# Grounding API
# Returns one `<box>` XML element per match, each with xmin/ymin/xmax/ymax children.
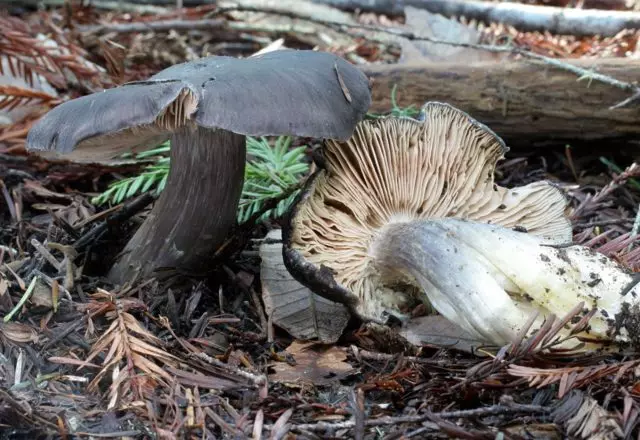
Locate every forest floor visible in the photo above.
<box><xmin>2</xmin><ymin>0</ymin><xmax>640</xmax><ymax>438</ymax></box>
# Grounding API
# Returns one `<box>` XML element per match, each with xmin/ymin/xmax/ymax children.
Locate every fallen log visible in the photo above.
<box><xmin>311</xmin><ymin>0</ymin><xmax>628</xmax><ymax>16</ymax></box>
<box><xmin>311</xmin><ymin>0</ymin><xmax>640</xmax><ymax>37</ymax></box>
<box><xmin>361</xmin><ymin>57</ymin><xmax>640</xmax><ymax>147</ymax></box>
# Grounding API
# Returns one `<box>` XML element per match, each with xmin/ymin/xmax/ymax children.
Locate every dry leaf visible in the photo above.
<box><xmin>29</xmin><ymin>277</ymin><xmax>53</xmax><ymax>310</ymax></box>
<box><xmin>0</xmin><ymin>322</ymin><xmax>39</xmax><ymax>343</ymax></box>
<box><xmin>260</xmin><ymin>230</ymin><xmax>350</xmax><ymax>343</ymax></box>
<box><xmin>565</xmin><ymin>396</ymin><xmax>624</xmax><ymax>439</ymax></box>
<box><xmin>397</xmin><ymin>7</ymin><xmax>503</xmax><ymax>64</ymax></box>
<box><xmin>269</xmin><ymin>340</ymin><xmax>355</xmax><ymax>386</ymax></box>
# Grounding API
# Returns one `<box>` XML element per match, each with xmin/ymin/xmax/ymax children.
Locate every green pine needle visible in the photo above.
<box><xmin>91</xmin><ymin>136</ymin><xmax>309</xmax><ymax>223</ymax></box>
<box><xmin>366</xmin><ymin>84</ymin><xmax>420</xmax><ymax>120</ymax></box>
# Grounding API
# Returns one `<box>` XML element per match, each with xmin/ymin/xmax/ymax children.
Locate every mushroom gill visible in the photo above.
<box><xmin>60</xmin><ymin>87</ymin><xmax>199</xmax><ymax>163</ymax></box>
<box><xmin>155</xmin><ymin>88</ymin><xmax>198</xmax><ymax>131</ymax></box>
<box><xmin>287</xmin><ymin>102</ymin><xmax>572</xmax><ymax>322</ymax></box>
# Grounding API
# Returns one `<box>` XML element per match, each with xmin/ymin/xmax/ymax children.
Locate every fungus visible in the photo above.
<box><xmin>283</xmin><ymin>102</ymin><xmax>575</xmax><ymax>340</ymax></box>
<box><xmin>26</xmin><ymin>50</ymin><xmax>371</xmax><ymax>285</ymax></box>
<box><xmin>370</xmin><ymin>217</ymin><xmax>640</xmax><ymax>347</ymax></box>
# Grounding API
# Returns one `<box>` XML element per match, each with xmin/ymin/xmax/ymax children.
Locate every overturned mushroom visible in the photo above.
<box><xmin>283</xmin><ymin>102</ymin><xmax>572</xmax><ymax>326</ymax></box>
<box><xmin>371</xmin><ymin>217</ymin><xmax>640</xmax><ymax>348</ymax></box>
<box><xmin>26</xmin><ymin>50</ymin><xmax>371</xmax><ymax>285</ymax></box>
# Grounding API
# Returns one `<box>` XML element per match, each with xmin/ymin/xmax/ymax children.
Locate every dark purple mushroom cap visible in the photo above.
<box><xmin>26</xmin><ymin>50</ymin><xmax>372</xmax><ymax>162</ymax></box>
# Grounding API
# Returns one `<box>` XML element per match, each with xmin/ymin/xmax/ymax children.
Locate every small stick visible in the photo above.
<box><xmin>0</xmin><ymin>245</ymin><xmax>18</xmax><ymax>258</ymax></box>
<box><xmin>0</xmin><ymin>179</ymin><xmax>17</xmax><ymax>222</ymax></box>
<box><xmin>249</xmin><ymin>286</ymin><xmax>268</xmax><ymax>339</ymax></box>
<box><xmin>33</xmin><ymin>270</ymin><xmax>72</xmax><ymax>301</ymax></box>
<box><xmin>353</xmin><ymin>346</ymin><xmax>462</xmax><ymax>368</ymax></box>
<box><xmin>282</xmin><ymin>403</ymin><xmax>549</xmax><ymax>433</ymax></box>
<box><xmin>40</xmin><ymin>315</ymin><xmax>88</xmax><ymax>352</ymax></box>
<box><xmin>30</xmin><ymin>239</ymin><xmax>63</xmax><ymax>272</ymax></box>
<box><xmin>2</xmin><ymin>262</ymin><xmax>25</xmax><ymax>290</ymax></box>
<box><xmin>74</xmin><ymin>192</ymin><xmax>156</xmax><ymax>252</ymax></box>
<box><xmin>77</xmin><ymin>18</ymin><xmax>225</xmax><ymax>34</ymax></box>
<box><xmin>192</xmin><ymin>351</ymin><xmax>268</xmax><ymax>388</ymax></box>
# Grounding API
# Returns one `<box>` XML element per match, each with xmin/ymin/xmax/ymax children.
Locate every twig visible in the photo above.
<box><xmin>283</xmin><ymin>403</ymin><xmax>549</xmax><ymax>433</ymax></box>
<box><xmin>73</xmin><ymin>431</ymin><xmax>144</xmax><ymax>438</ymax></box>
<box><xmin>352</xmin><ymin>346</ymin><xmax>464</xmax><ymax>368</ymax></box>
<box><xmin>249</xmin><ymin>285</ymin><xmax>268</xmax><ymax>339</ymax></box>
<box><xmin>381</xmin><ymin>0</ymin><xmax>640</xmax><ymax>37</ymax></box>
<box><xmin>0</xmin><ymin>179</ymin><xmax>17</xmax><ymax>222</ymax></box>
<box><xmin>0</xmin><ymin>245</ymin><xmax>18</xmax><ymax>258</ymax></box>
<box><xmin>574</xmin><ymin>218</ymin><xmax>634</xmax><ymax>229</ymax></box>
<box><xmin>74</xmin><ymin>192</ymin><xmax>156</xmax><ymax>252</ymax></box>
<box><xmin>30</xmin><ymin>238</ymin><xmax>63</xmax><ymax>272</ymax></box>
<box><xmin>610</xmin><ymin>89</ymin><xmax>640</xmax><ymax>110</ymax></box>
<box><xmin>40</xmin><ymin>316</ymin><xmax>89</xmax><ymax>352</ymax></box>
<box><xmin>32</xmin><ymin>269</ymin><xmax>72</xmax><ymax>301</ymax></box>
<box><xmin>77</xmin><ymin>17</ymin><xmax>317</xmax><ymax>37</ymax></box>
<box><xmin>77</xmin><ymin>18</ymin><xmax>224</xmax><ymax>34</ymax></box>
<box><xmin>350</xmin><ymin>388</ymin><xmax>366</xmax><ymax>440</ymax></box>
<box><xmin>192</xmin><ymin>351</ymin><xmax>268</xmax><ymax>388</ymax></box>
<box><xmin>307</xmin><ymin>0</ymin><xmax>629</xmax><ymax>16</ymax></box>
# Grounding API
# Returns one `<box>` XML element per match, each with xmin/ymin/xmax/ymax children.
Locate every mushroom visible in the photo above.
<box><xmin>283</xmin><ymin>102</ymin><xmax>572</xmax><ymax>331</ymax></box>
<box><xmin>370</xmin><ymin>217</ymin><xmax>640</xmax><ymax>349</ymax></box>
<box><xmin>26</xmin><ymin>49</ymin><xmax>371</xmax><ymax>285</ymax></box>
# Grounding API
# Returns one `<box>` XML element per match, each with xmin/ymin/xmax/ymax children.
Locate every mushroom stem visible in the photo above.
<box><xmin>107</xmin><ymin>126</ymin><xmax>246</xmax><ymax>285</ymax></box>
<box><xmin>370</xmin><ymin>218</ymin><xmax>640</xmax><ymax>348</ymax></box>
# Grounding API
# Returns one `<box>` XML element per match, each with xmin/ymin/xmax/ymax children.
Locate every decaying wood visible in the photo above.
<box><xmin>362</xmin><ymin>57</ymin><xmax>640</xmax><ymax>147</ymax></box>
<box><xmin>311</xmin><ymin>1</ymin><xmax>633</xmax><ymax>33</ymax></box>
<box><xmin>0</xmin><ymin>0</ymin><xmax>169</xmax><ymax>14</ymax></box>
<box><xmin>398</xmin><ymin>0</ymin><xmax>640</xmax><ymax>37</ymax></box>
<box><xmin>77</xmin><ymin>18</ymin><xmax>225</xmax><ymax>35</ymax></box>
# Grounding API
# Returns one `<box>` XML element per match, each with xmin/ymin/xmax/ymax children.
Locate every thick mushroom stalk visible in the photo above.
<box><xmin>26</xmin><ymin>50</ymin><xmax>371</xmax><ymax>285</ymax></box>
<box><xmin>284</xmin><ymin>102</ymin><xmax>572</xmax><ymax>326</ymax></box>
<box><xmin>371</xmin><ymin>218</ymin><xmax>640</xmax><ymax>348</ymax></box>
<box><xmin>109</xmin><ymin>127</ymin><xmax>245</xmax><ymax>279</ymax></box>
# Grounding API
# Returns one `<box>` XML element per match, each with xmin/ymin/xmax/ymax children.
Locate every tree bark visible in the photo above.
<box><xmin>361</xmin><ymin>57</ymin><xmax>640</xmax><ymax>147</ymax></box>
<box><xmin>107</xmin><ymin>126</ymin><xmax>246</xmax><ymax>285</ymax></box>
<box><xmin>310</xmin><ymin>1</ymin><xmax>633</xmax><ymax>34</ymax></box>
<box><xmin>402</xmin><ymin>0</ymin><xmax>640</xmax><ymax>37</ymax></box>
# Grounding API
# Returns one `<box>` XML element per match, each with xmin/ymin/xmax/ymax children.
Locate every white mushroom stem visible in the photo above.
<box><xmin>107</xmin><ymin>126</ymin><xmax>246</xmax><ymax>284</ymax></box>
<box><xmin>370</xmin><ymin>218</ymin><xmax>640</xmax><ymax>348</ymax></box>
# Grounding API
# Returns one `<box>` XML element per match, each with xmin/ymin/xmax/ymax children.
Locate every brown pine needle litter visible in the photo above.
<box><xmin>3</xmin><ymin>1</ymin><xmax>640</xmax><ymax>438</ymax></box>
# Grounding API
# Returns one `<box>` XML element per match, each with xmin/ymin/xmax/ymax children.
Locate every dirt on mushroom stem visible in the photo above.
<box><xmin>369</xmin><ymin>218</ymin><xmax>640</xmax><ymax>348</ymax></box>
